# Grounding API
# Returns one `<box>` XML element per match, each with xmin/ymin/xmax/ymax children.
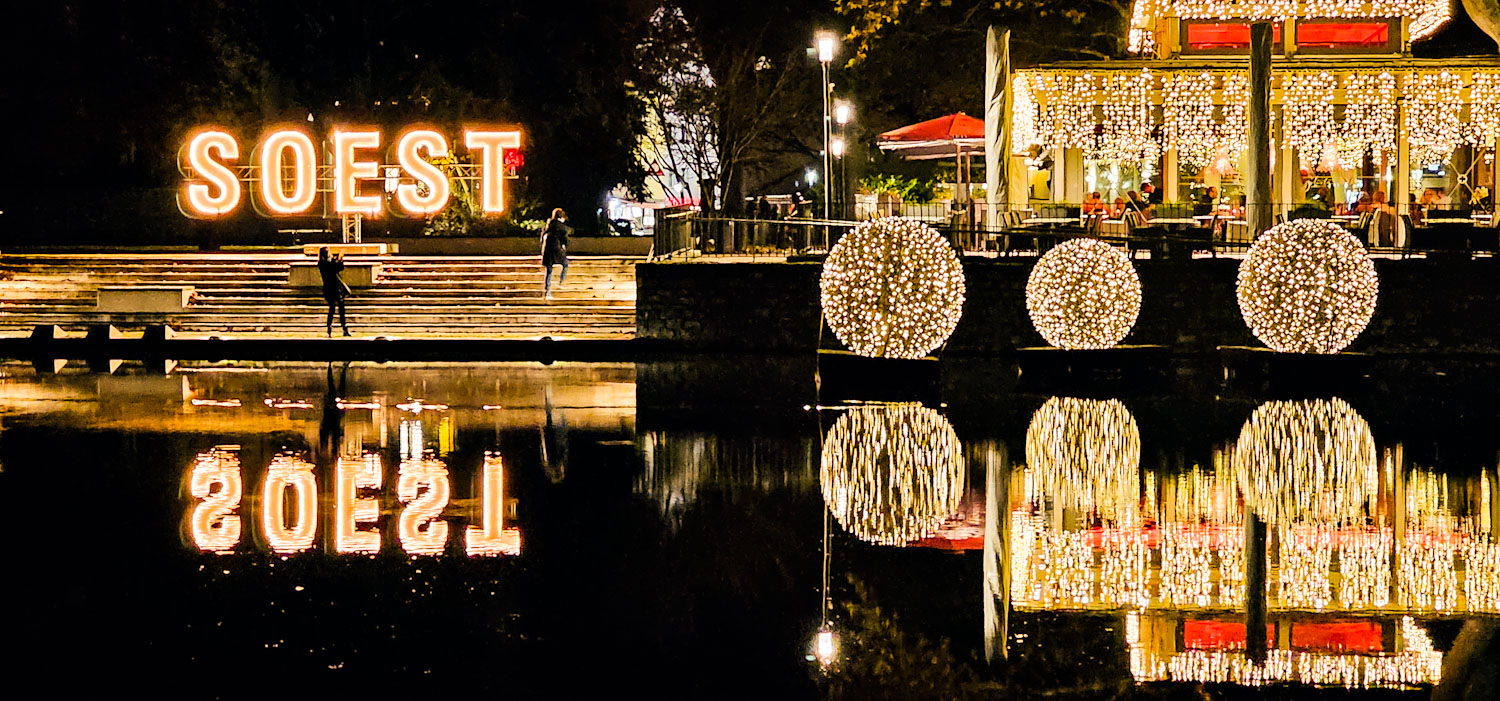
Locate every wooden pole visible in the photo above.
<box><xmin>1248</xmin><ymin>22</ymin><xmax>1274</xmax><ymax>236</ymax></box>
<box><xmin>1244</xmin><ymin>508</ymin><xmax>1268</xmax><ymax>663</ymax></box>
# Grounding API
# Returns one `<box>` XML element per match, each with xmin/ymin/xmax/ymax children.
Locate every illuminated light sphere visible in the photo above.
<box><xmin>820</xmin><ymin>404</ymin><xmax>965</xmax><ymax>546</ymax></box>
<box><xmin>1237</xmin><ymin>219</ymin><xmax>1378</xmax><ymax>354</ymax></box>
<box><xmin>1025</xmin><ymin>238</ymin><xmax>1142</xmax><ymax>349</ymax></box>
<box><xmin>820</xmin><ymin>217</ymin><xmax>966</xmax><ymax>359</ymax></box>
<box><xmin>1024</xmin><ymin>396</ymin><xmax>1141</xmax><ymax>518</ymax></box>
<box><xmin>1231</xmin><ymin>398</ymin><xmax>1378</xmax><ymax>529</ymax></box>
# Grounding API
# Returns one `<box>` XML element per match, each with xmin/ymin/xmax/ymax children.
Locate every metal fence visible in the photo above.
<box><xmin>654</xmin><ymin>203</ymin><xmax>1500</xmax><ymax>260</ymax></box>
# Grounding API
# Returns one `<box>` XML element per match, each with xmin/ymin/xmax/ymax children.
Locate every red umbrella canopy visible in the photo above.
<box><xmin>877</xmin><ymin>112</ymin><xmax>986</xmax><ymax>161</ymax></box>
<box><xmin>878</xmin><ymin>112</ymin><xmax>986</xmax><ymax>142</ymax></box>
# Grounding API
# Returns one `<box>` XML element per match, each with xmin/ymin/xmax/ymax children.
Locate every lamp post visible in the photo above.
<box><xmin>817</xmin><ymin>32</ymin><xmax>836</xmax><ymax>223</ymax></box>
<box><xmin>834</xmin><ymin>100</ymin><xmax>852</xmax><ymax>219</ymax></box>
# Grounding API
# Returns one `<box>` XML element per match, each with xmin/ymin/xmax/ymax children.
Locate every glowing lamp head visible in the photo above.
<box><xmin>816</xmin><ymin>32</ymin><xmax>837</xmax><ymax>63</ymax></box>
<box><xmin>834</xmin><ymin>100</ymin><xmax>853</xmax><ymax>125</ymax></box>
<box><xmin>820</xmin><ymin>217</ymin><xmax>966</xmax><ymax>360</ymax></box>
<box><xmin>830</xmin><ymin>137</ymin><xmax>845</xmax><ymax>158</ymax></box>
<box><xmin>814</xmin><ymin>627</ymin><xmax>837</xmax><ymax>667</ymax></box>
<box><xmin>1025</xmin><ymin>238</ymin><xmax>1141</xmax><ymax>350</ymax></box>
<box><xmin>1236</xmin><ymin>219</ymin><xmax>1378</xmax><ymax>354</ymax></box>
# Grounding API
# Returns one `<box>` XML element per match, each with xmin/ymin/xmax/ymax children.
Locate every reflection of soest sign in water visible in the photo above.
<box><xmin>180</xmin><ymin>127</ymin><xmax>522</xmax><ymax>217</ymax></box>
<box><xmin>188</xmin><ymin>447</ymin><xmax>519</xmax><ymax>557</ymax></box>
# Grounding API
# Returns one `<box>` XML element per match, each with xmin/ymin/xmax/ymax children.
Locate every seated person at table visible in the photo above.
<box><xmin>1081</xmin><ymin>191</ymin><xmax>1106</xmax><ymax>215</ymax></box>
<box><xmin>1141</xmin><ymin>182</ymin><xmax>1163</xmax><ymax>205</ymax></box>
<box><xmin>1419</xmin><ymin>187</ymin><xmax>1439</xmax><ymax>211</ymax></box>
<box><xmin>1409</xmin><ymin>193</ymin><xmax>1423</xmax><ymax>226</ymax></box>
<box><xmin>1111</xmin><ymin>196</ymin><xmax>1128</xmax><ymax>218</ymax></box>
<box><xmin>1192</xmin><ymin>186</ymin><xmax>1217</xmax><ymax>216</ymax></box>
<box><xmin>1126</xmin><ymin>190</ymin><xmax>1154</xmax><ymax>220</ymax></box>
<box><xmin>1354</xmin><ymin>192</ymin><xmax>1373</xmax><ymax>214</ymax></box>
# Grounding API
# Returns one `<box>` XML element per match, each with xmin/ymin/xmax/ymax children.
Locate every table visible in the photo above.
<box><xmin>1022</xmin><ymin>217</ymin><xmax>1077</xmax><ymax>226</ymax></box>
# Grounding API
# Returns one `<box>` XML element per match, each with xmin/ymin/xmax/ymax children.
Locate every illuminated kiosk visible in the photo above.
<box><xmin>987</xmin><ymin>396</ymin><xmax>1500</xmax><ymax>689</ymax></box>
<box><xmin>998</xmin><ymin>4</ymin><xmax>1500</xmax><ymax>236</ymax></box>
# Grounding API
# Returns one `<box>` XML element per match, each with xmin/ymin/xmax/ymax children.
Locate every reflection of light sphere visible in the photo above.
<box><xmin>820</xmin><ymin>404</ymin><xmax>965</xmax><ymax>546</ymax></box>
<box><xmin>820</xmin><ymin>217</ymin><xmax>966</xmax><ymax>359</ymax></box>
<box><xmin>1025</xmin><ymin>238</ymin><xmax>1142</xmax><ymax>350</ymax></box>
<box><xmin>1231</xmin><ymin>398</ymin><xmax>1378</xmax><ymax>528</ymax></box>
<box><xmin>1237</xmin><ymin>219</ymin><xmax>1378</xmax><ymax>354</ymax></box>
<box><xmin>1025</xmin><ymin>397</ymin><xmax>1141</xmax><ymax>518</ymax></box>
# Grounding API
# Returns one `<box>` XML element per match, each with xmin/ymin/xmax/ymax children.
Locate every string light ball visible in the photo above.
<box><xmin>820</xmin><ymin>404</ymin><xmax>965</xmax><ymax>547</ymax></box>
<box><xmin>1237</xmin><ymin>219</ymin><xmax>1378</xmax><ymax>354</ymax></box>
<box><xmin>820</xmin><ymin>217</ymin><xmax>966</xmax><ymax>360</ymax></box>
<box><xmin>1026</xmin><ymin>238</ymin><xmax>1142</xmax><ymax>350</ymax></box>
<box><xmin>1231</xmin><ymin>398</ymin><xmax>1378</xmax><ymax>529</ymax></box>
<box><xmin>1025</xmin><ymin>397</ymin><xmax>1141</xmax><ymax>519</ymax></box>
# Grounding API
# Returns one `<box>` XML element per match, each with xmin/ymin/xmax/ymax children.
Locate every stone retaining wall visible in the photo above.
<box><xmin>637</xmin><ymin>257</ymin><xmax>1500</xmax><ymax>355</ymax></box>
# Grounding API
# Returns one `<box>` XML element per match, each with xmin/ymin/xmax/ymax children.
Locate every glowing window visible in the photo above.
<box><xmin>1183</xmin><ymin>22</ymin><xmax>1281</xmax><ymax>51</ymax></box>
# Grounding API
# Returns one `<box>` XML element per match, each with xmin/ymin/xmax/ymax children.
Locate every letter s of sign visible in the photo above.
<box><xmin>397</xmin><ymin>459</ymin><xmax>451</xmax><ymax>555</ymax></box>
<box><xmin>189</xmin><ymin>449</ymin><xmax>243</xmax><ymax>553</ymax></box>
<box><xmin>183</xmin><ymin>131</ymin><xmax>242</xmax><ymax>216</ymax></box>
<box><xmin>395</xmin><ymin>130</ymin><xmax>451</xmax><ymax>215</ymax></box>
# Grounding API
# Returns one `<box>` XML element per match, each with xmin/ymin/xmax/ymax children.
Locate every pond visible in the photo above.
<box><xmin>0</xmin><ymin>358</ymin><xmax>1495</xmax><ymax>699</ymax></box>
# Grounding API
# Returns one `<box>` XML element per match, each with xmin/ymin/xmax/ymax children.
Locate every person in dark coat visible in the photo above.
<box><xmin>318</xmin><ymin>247</ymin><xmax>351</xmax><ymax>336</ymax></box>
<box><xmin>541</xmin><ymin>207</ymin><xmax>570</xmax><ymax>298</ymax></box>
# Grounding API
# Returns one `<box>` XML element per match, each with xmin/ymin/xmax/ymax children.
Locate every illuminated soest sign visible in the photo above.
<box><xmin>180</xmin><ymin>126</ymin><xmax>522</xmax><ymax>218</ymax></box>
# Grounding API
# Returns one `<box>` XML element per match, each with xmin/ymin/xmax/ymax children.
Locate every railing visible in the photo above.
<box><xmin>655</xmin><ymin>203</ymin><xmax>1500</xmax><ymax>260</ymax></box>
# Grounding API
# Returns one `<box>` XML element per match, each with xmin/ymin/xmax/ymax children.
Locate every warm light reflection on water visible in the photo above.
<box><xmin>1125</xmin><ymin>612</ymin><xmax>1443</xmax><ymax>687</ymax></box>
<box><xmin>819</xmin><ymin>403</ymin><xmax>965</xmax><ymax>546</ymax></box>
<box><xmin>1231</xmin><ymin>398</ymin><xmax>1379</xmax><ymax>530</ymax></box>
<box><xmin>188</xmin><ymin>446</ymin><xmax>242</xmax><ymax>553</ymax></box>
<box><xmin>466</xmin><ymin>453</ymin><xmax>521</xmax><ymax>557</ymax></box>
<box><xmin>262</xmin><ymin>454</ymin><xmax>317</xmax><ymax>553</ymax></box>
<box><xmin>397</xmin><ymin>457</ymin><xmax>451</xmax><ymax>555</ymax></box>
<box><xmin>335</xmin><ymin>454</ymin><xmax>382</xmax><ymax>554</ymax></box>
<box><xmin>1025</xmin><ymin>397</ymin><xmax>1141</xmax><ymax>522</ymax></box>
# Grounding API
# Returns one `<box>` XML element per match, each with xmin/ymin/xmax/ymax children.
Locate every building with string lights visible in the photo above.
<box><xmin>1003</xmin><ymin>2</ymin><xmax>1500</xmax><ymax>219</ymax></box>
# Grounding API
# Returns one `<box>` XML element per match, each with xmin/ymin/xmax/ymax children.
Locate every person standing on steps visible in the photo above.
<box><xmin>541</xmin><ymin>207</ymin><xmax>570</xmax><ymax>299</ymax></box>
<box><xmin>318</xmin><ymin>247</ymin><xmax>352</xmax><ymax>336</ymax></box>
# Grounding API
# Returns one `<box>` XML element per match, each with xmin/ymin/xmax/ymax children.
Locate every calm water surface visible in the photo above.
<box><xmin>0</xmin><ymin>358</ymin><xmax>1496</xmax><ymax>699</ymax></box>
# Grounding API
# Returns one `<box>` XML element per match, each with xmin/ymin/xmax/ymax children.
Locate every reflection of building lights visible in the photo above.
<box><xmin>1237</xmin><ymin>219</ymin><xmax>1378</xmax><ymax>354</ymax></box>
<box><xmin>819</xmin><ymin>404</ymin><xmax>964</xmax><ymax>546</ymax></box>
<box><xmin>396</xmin><ymin>399</ymin><xmax>449</xmax><ymax>414</ymax></box>
<box><xmin>335</xmin><ymin>401</ymin><xmax>381</xmax><ymax>410</ymax></box>
<box><xmin>263</xmin><ymin>398</ymin><xmax>314</xmax><ymax>409</ymax></box>
<box><xmin>188</xmin><ymin>446</ymin><xmax>242</xmax><ymax>553</ymax></box>
<box><xmin>399</xmin><ymin>419</ymin><xmax>424</xmax><ymax>461</ymax></box>
<box><xmin>397</xmin><ymin>458</ymin><xmax>451</xmax><ymax>555</ymax></box>
<box><xmin>1231</xmin><ymin>398</ymin><xmax>1377</xmax><ymax>530</ymax></box>
<box><xmin>1025</xmin><ymin>397</ymin><xmax>1141</xmax><ymax>519</ymax></box>
<box><xmin>1026</xmin><ymin>238</ymin><xmax>1142</xmax><ymax>350</ymax></box>
<box><xmin>190</xmin><ymin>398</ymin><xmax>241</xmax><ymax>408</ymax></box>
<box><xmin>335</xmin><ymin>454</ymin><xmax>382</xmax><ymax>554</ymax></box>
<box><xmin>466</xmin><ymin>453</ymin><xmax>521</xmax><ymax>557</ymax></box>
<box><xmin>819</xmin><ymin>217</ymin><xmax>966</xmax><ymax>359</ymax></box>
<box><xmin>262</xmin><ymin>454</ymin><xmax>317</xmax><ymax>553</ymax></box>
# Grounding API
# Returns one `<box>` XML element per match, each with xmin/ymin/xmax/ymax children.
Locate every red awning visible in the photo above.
<box><xmin>878</xmin><ymin>112</ymin><xmax>986</xmax><ymax>161</ymax></box>
<box><xmin>879</xmin><ymin>112</ymin><xmax>986</xmax><ymax>142</ymax></box>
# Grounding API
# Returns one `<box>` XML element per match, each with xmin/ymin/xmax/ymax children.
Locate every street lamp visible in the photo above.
<box><xmin>816</xmin><ymin>31</ymin><xmax>836</xmax><ymax>222</ymax></box>
<box><xmin>833</xmin><ymin>99</ymin><xmax>853</xmax><ymax>219</ymax></box>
